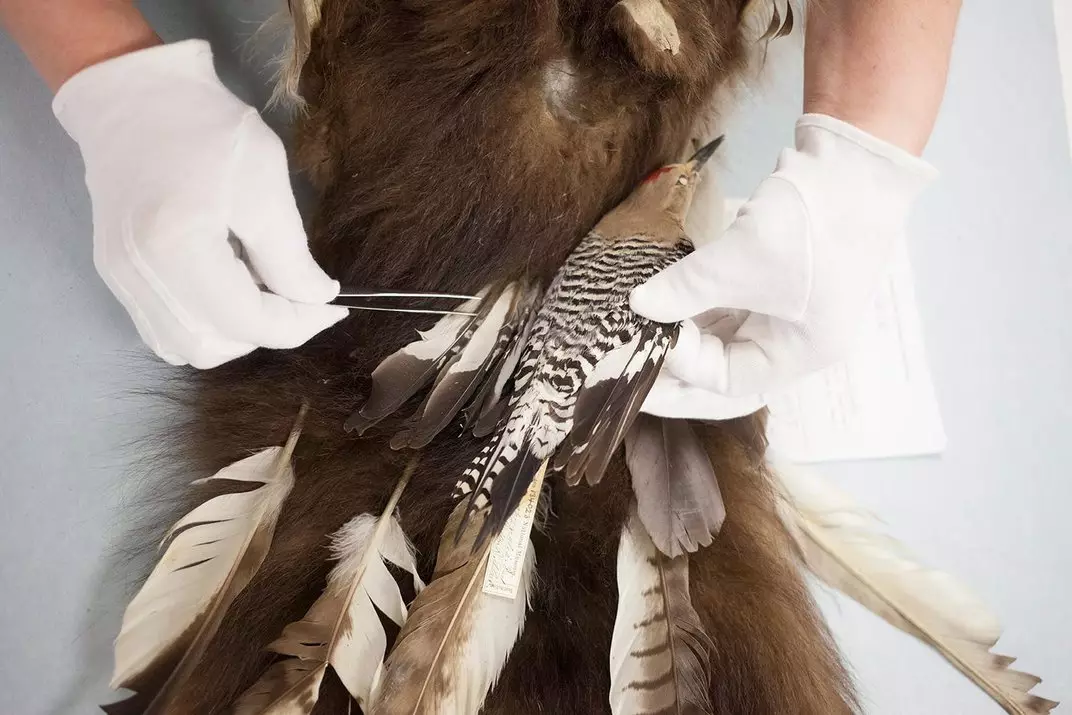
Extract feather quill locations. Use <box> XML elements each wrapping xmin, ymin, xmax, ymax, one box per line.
<box><xmin>233</xmin><ymin>458</ymin><xmax>424</xmax><ymax>714</ymax></box>
<box><xmin>371</xmin><ymin>502</ymin><xmax>535</xmax><ymax>715</ymax></box>
<box><xmin>774</xmin><ymin>463</ymin><xmax>1058</xmax><ymax>715</ymax></box>
<box><xmin>624</xmin><ymin>415</ymin><xmax>724</xmax><ymax>558</ymax></box>
<box><xmin>611</xmin><ymin>507</ymin><xmax>713</xmax><ymax>715</ymax></box>
<box><xmin>104</xmin><ymin>406</ymin><xmax>307</xmax><ymax>715</ymax></box>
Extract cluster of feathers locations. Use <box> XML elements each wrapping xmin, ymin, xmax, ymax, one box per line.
<box><xmin>101</xmin><ymin>0</ymin><xmax>1056</xmax><ymax>713</ymax></box>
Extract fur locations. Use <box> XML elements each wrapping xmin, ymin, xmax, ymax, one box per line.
<box><xmin>133</xmin><ymin>0</ymin><xmax>857</xmax><ymax>712</ymax></box>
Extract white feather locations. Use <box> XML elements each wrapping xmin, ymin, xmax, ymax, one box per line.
<box><xmin>112</xmin><ymin>444</ymin><xmax>296</xmax><ymax>689</ymax></box>
<box><xmin>326</xmin><ymin>512</ymin><xmax>425</xmax><ymax>704</ymax></box>
<box><xmin>611</xmin><ymin>508</ymin><xmax>712</xmax><ymax>715</ymax></box>
<box><xmin>447</xmin><ymin>284</ymin><xmax>516</xmax><ymax>373</ymax></box>
<box><xmin>233</xmin><ymin>462</ymin><xmax>423</xmax><ymax>714</ymax></box>
<box><xmin>774</xmin><ymin>463</ymin><xmax>1057</xmax><ymax>714</ymax></box>
<box><xmin>371</xmin><ymin>501</ymin><xmax>536</xmax><ymax>715</ymax></box>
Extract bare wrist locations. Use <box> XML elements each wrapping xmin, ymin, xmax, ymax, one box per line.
<box><xmin>0</xmin><ymin>0</ymin><xmax>160</xmax><ymax>91</ymax></box>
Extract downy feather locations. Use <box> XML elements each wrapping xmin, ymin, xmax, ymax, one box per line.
<box><xmin>625</xmin><ymin>414</ymin><xmax>725</xmax><ymax>558</ymax></box>
<box><xmin>233</xmin><ymin>459</ymin><xmax>424</xmax><ymax>714</ymax></box>
<box><xmin>775</xmin><ymin>463</ymin><xmax>1058</xmax><ymax>715</ymax></box>
<box><xmin>371</xmin><ymin>502</ymin><xmax>535</xmax><ymax>715</ymax></box>
<box><xmin>104</xmin><ymin>406</ymin><xmax>307</xmax><ymax>715</ymax></box>
<box><xmin>611</xmin><ymin>506</ymin><xmax>713</xmax><ymax>715</ymax></box>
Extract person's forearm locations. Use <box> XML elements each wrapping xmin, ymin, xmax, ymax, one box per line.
<box><xmin>804</xmin><ymin>0</ymin><xmax>961</xmax><ymax>155</ymax></box>
<box><xmin>0</xmin><ymin>0</ymin><xmax>158</xmax><ymax>91</ymax></box>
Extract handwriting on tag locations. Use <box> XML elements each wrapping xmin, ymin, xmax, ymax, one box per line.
<box><xmin>482</xmin><ymin>460</ymin><xmax>547</xmax><ymax>600</ymax></box>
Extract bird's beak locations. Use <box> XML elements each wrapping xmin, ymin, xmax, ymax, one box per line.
<box><xmin>686</xmin><ymin>135</ymin><xmax>725</xmax><ymax>172</ymax></box>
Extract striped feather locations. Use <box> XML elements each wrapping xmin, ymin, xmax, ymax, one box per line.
<box><xmin>611</xmin><ymin>506</ymin><xmax>713</xmax><ymax>715</ymax></box>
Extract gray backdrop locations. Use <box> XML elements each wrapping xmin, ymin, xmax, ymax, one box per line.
<box><xmin>1</xmin><ymin>1</ymin><xmax>1069</xmax><ymax>712</ymax></box>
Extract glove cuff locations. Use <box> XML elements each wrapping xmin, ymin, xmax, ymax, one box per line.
<box><xmin>794</xmin><ymin>113</ymin><xmax>939</xmax><ymax>197</ymax></box>
<box><xmin>53</xmin><ymin>39</ymin><xmax>218</xmax><ymax>142</ymax></box>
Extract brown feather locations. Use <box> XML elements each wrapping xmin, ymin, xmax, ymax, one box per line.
<box><xmin>103</xmin><ymin>406</ymin><xmax>307</xmax><ymax>715</ymax></box>
<box><xmin>372</xmin><ymin>500</ymin><xmax>534</xmax><ymax>715</ymax></box>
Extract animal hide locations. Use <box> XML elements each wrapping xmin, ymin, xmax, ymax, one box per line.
<box><xmin>116</xmin><ymin>0</ymin><xmax>859</xmax><ymax>713</ymax></box>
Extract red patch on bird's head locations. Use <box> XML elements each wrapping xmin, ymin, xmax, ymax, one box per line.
<box><xmin>642</xmin><ymin>166</ymin><xmax>673</xmax><ymax>184</ymax></box>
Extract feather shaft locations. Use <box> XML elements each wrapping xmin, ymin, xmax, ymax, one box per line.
<box><xmin>776</xmin><ymin>464</ymin><xmax>1057</xmax><ymax>715</ymax></box>
<box><xmin>372</xmin><ymin>501</ymin><xmax>534</xmax><ymax>715</ymax></box>
<box><xmin>105</xmin><ymin>405</ymin><xmax>308</xmax><ymax>715</ymax></box>
<box><xmin>233</xmin><ymin>458</ymin><xmax>422</xmax><ymax>714</ymax></box>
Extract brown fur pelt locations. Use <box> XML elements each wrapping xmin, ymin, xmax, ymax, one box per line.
<box><xmin>134</xmin><ymin>0</ymin><xmax>858</xmax><ymax>712</ymax></box>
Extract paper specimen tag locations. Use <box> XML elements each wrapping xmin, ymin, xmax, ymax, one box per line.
<box><xmin>482</xmin><ymin>460</ymin><xmax>547</xmax><ymax>600</ymax></box>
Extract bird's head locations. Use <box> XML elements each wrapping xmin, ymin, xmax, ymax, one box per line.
<box><xmin>597</xmin><ymin>135</ymin><xmax>724</xmax><ymax>241</ymax></box>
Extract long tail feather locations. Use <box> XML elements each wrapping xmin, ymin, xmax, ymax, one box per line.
<box><xmin>232</xmin><ymin>458</ymin><xmax>424</xmax><ymax>714</ymax></box>
<box><xmin>611</xmin><ymin>506</ymin><xmax>714</xmax><ymax>715</ymax></box>
<box><xmin>371</xmin><ymin>501</ymin><xmax>535</xmax><ymax>714</ymax></box>
<box><xmin>103</xmin><ymin>405</ymin><xmax>308</xmax><ymax>715</ymax></box>
<box><xmin>774</xmin><ymin>464</ymin><xmax>1058</xmax><ymax>715</ymax></box>
<box><xmin>625</xmin><ymin>415</ymin><xmax>724</xmax><ymax>558</ymax></box>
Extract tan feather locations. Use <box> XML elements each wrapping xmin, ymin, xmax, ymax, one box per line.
<box><xmin>741</xmin><ymin>0</ymin><xmax>795</xmax><ymax>43</ymax></box>
<box><xmin>774</xmin><ymin>463</ymin><xmax>1058</xmax><ymax>715</ymax></box>
<box><xmin>271</xmin><ymin>0</ymin><xmax>324</xmax><ymax>108</ymax></box>
<box><xmin>104</xmin><ymin>405</ymin><xmax>308</xmax><ymax>715</ymax></box>
<box><xmin>371</xmin><ymin>500</ymin><xmax>535</xmax><ymax>715</ymax></box>
<box><xmin>610</xmin><ymin>506</ymin><xmax>713</xmax><ymax>715</ymax></box>
<box><xmin>233</xmin><ymin>458</ymin><xmax>424</xmax><ymax>714</ymax></box>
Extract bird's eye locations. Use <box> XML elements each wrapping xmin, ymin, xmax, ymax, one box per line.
<box><xmin>677</xmin><ymin>175</ymin><xmax>688</xmax><ymax>185</ymax></box>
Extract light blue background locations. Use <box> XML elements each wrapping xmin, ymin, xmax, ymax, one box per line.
<box><xmin>1</xmin><ymin>2</ymin><xmax>1069</xmax><ymax>712</ymax></box>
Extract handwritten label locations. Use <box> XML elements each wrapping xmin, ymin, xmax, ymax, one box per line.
<box><xmin>482</xmin><ymin>461</ymin><xmax>547</xmax><ymax>600</ymax></box>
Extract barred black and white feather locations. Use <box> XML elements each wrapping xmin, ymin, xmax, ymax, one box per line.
<box><xmin>454</xmin><ymin>232</ymin><xmax>689</xmax><ymax>544</ymax></box>
<box><xmin>356</xmin><ymin>139</ymin><xmax>723</xmax><ymax>549</ymax></box>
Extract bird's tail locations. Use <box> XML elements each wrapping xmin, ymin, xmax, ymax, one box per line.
<box><xmin>452</xmin><ymin>411</ymin><xmax>548</xmax><ymax>548</ymax></box>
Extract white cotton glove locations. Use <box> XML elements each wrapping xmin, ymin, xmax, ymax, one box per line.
<box><xmin>53</xmin><ymin>39</ymin><xmax>347</xmax><ymax>368</ymax></box>
<box><xmin>634</xmin><ymin>114</ymin><xmax>938</xmax><ymax>420</ymax></box>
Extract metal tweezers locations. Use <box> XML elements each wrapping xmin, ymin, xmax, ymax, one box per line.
<box><xmin>331</xmin><ymin>289</ymin><xmax>480</xmax><ymax>317</ymax></box>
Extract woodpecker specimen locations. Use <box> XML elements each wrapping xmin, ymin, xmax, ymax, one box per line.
<box><xmin>348</xmin><ymin>135</ymin><xmax>725</xmax><ymax>546</ymax></box>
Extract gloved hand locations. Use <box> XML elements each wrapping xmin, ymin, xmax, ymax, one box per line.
<box><xmin>53</xmin><ymin>39</ymin><xmax>347</xmax><ymax>368</ymax></box>
<box><xmin>634</xmin><ymin>114</ymin><xmax>937</xmax><ymax>420</ymax></box>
